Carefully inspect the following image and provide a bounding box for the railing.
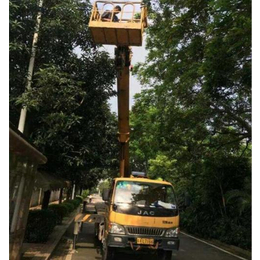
[90,1,146,24]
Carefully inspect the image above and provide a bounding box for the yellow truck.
[89,3,180,259]
[100,173,180,260]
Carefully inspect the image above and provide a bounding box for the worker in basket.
[101,5,121,22]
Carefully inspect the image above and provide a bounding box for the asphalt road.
[51,195,246,260]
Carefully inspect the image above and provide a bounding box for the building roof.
[34,171,71,191]
[9,123,47,165]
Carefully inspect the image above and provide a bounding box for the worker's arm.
[101,11,111,21]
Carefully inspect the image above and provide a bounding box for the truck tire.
[165,251,172,260]
[102,241,114,260]
[158,250,172,260]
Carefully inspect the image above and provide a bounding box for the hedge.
[62,201,74,213]
[75,195,83,203]
[64,199,80,208]
[49,204,68,224]
[66,200,78,209]
[24,210,57,243]
[24,198,82,243]
[62,198,81,213]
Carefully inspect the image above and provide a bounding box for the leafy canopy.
[130,0,251,249]
[10,0,119,186]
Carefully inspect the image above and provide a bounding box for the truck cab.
[101,174,180,260]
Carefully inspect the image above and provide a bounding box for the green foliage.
[181,206,251,249]
[134,13,141,19]
[136,0,251,144]
[225,176,251,216]
[82,189,90,199]
[75,195,83,203]
[130,89,160,172]
[10,0,119,186]
[90,187,98,194]
[131,0,251,250]
[25,198,82,243]
[48,204,69,224]
[62,201,75,213]
[24,210,57,243]
[62,198,80,212]
[148,154,177,180]
[98,180,110,194]
[69,199,81,208]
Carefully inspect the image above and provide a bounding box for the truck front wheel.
[158,249,172,260]
[102,241,114,260]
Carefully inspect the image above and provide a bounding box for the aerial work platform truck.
[76,2,181,259]
[89,0,148,177]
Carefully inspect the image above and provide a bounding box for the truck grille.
[126,227,165,236]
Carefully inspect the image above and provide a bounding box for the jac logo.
[137,210,155,216]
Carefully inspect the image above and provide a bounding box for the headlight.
[165,227,179,237]
[109,223,125,234]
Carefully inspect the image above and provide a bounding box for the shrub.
[82,189,89,199]
[69,200,79,208]
[49,204,69,224]
[61,198,81,214]
[62,202,74,213]
[24,210,57,243]
[74,200,81,208]
[75,195,83,203]
[74,198,82,206]
[65,200,76,209]
[180,205,251,250]
[68,199,81,208]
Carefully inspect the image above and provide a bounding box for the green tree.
[10,0,119,189]
[130,0,251,249]
[98,180,111,194]
[137,0,251,146]
[130,89,160,172]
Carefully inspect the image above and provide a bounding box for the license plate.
[136,238,154,245]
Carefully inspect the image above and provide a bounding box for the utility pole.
[18,0,43,133]
[11,0,44,234]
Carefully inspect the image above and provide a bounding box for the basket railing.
[90,1,146,24]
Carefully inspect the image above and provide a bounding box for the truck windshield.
[114,181,177,209]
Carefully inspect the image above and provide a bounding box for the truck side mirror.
[102,188,110,202]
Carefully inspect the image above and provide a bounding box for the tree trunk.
[75,185,79,197]
[79,187,83,196]
[219,182,227,216]
[66,187,72,200]
[38,188,42,206]
[42,190,51,209]
[59,188,63,204]
[71,184,76,200]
